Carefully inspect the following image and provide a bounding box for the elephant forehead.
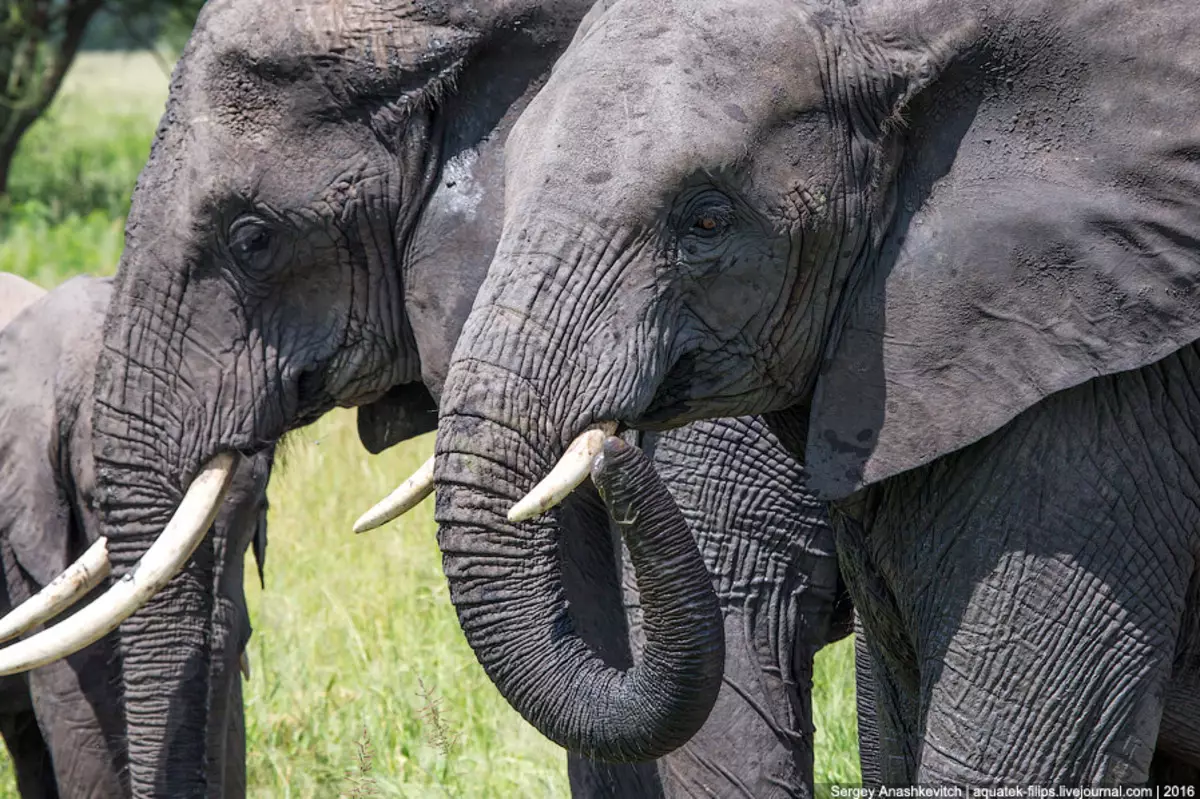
[199,0,438,63]
[506,0,828,214]
[191,0,471,140]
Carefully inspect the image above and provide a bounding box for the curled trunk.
[434,360,723,761]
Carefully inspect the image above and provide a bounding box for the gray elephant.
[428,0,1200,785]
[0,274,271,796]
[0,274,45,330]
[0,2,850,796]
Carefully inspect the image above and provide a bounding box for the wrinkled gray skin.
[438,0,1200,784]
[0,275,271,797]
[92,0,847,795]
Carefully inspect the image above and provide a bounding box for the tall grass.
[244,418,569,796]
[0,52,860,796]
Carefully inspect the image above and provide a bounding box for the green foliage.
[82,1,205,54]
[0,0,201,198]
[0,52,863,796]
[0,52,166,282]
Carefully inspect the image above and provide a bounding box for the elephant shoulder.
[0,276,112,588]
[0,273,45,331]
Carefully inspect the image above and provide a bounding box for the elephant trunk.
[435,300,724,761]
[92,429,218,794]
[92,253,251,797]
[435,409,724,759]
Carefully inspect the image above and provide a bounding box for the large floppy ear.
[804,12,1200,499]
[357,382,439,454]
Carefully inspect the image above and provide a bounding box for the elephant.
[0,274,45,330]
[430,0,1200,785]
[0,2,854,796]
[0,274,272,797]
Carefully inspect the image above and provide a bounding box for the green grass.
[814,637,860,785]
[0,51,861,796]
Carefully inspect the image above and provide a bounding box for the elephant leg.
[651,605,810,799]
[911,515,1182,782]
[28,636,126,798]
[850,631,920,786]
[568,755,663,798]
[0,677,57,799]
[634,418,840,799]
[832,511,921,786]
[620,526,817,798]
[560,485,663,798]
[875,526,1181,784]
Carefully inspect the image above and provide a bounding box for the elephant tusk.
[507,422,618,523]
[239,650,251,680]
[352,455,435,533]
[0,538,111,644]
[0,453,236,675]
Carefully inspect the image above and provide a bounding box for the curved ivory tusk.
[507,422,618,523]
[0,453,236,675]
[239,650,251,680]
[0,538,111,644]
[352,455,435,534]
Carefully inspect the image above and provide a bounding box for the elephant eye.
[228,216,274,271]
[690,208,730,238]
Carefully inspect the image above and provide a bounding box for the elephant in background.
[0,274,272,797]
[0,274,45,330]
[430,0,1200,784]
[0,0,854,794]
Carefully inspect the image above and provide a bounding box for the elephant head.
[435,0,1200,751]
[0,0,724,793]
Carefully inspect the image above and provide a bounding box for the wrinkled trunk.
[436,402,723,759]
[433,232,724,760]
[92,254,253,797]
[93,372,213,794]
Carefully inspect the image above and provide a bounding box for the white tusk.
[507,422,618,523]
[239,650,251,680]
[352,455,435,533]
[0,453,236,675]
[0,538,111,644]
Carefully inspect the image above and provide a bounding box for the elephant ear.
[804,18,1200,499]
[0,277,109,587]
[356,382,439,454]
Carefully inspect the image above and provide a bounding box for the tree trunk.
[0,0,103,198]
[0,134,17,196]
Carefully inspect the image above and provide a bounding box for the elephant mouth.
[0,362,344,675]
[356,420,634,533]
[0,356,416,674]
[0,452,240,674]
[506,421,620,522]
